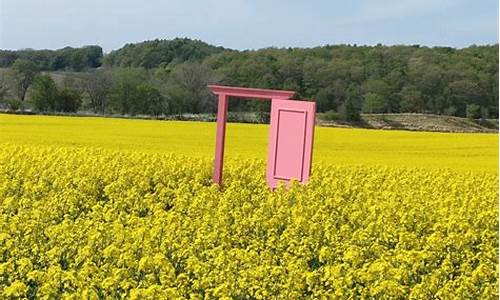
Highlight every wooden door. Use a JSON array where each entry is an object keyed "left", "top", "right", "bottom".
[{"left": 266, "top": 99, "right": 316, "bottom": 188}]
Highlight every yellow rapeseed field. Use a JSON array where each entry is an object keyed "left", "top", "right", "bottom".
[
  {"left": 0, "top": 113, "right": 497, "bottom": 172},
  {"left": 0, "top": 113, "right": 498, "bottom": 299}
]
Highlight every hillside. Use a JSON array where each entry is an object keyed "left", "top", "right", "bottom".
[
  {"left": 103, "top": 38, "right": 228, "bottom": 68},
  {"left": 0, "top": 46, "right": 103, "bottom": 71},
  {"left": 0, "top": 39, "right": 498, "bottom": 120},
  {"left": 318, "top": 113, "right": 499, "bottom": 133}
]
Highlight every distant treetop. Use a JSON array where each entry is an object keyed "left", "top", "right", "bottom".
[
  {"left": 0, "top": 45, "right": 103, "bottom": 71},
  {"left": 103, "top": 38, "right": 229, "bottom": 68},
  {"left": 0, "top": 38, "right": 497, "bottom": 118}
]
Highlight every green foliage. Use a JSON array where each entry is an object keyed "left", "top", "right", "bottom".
[
  {"left": 340, "top": 85, "right": 362, "bottom": 121},
  {"left": 30, "top": 75, "right": 58, "bottom": 111},
  {"left": 56, "top": 88, "right": 82, "bottom": 113},
  {"left": 104, "top": 40, "right": 499, "bottom": 120},
  {"left": 104, "top": 38, "right": 227, "bottom": 68},
  {"left": 137, "top": 84, "right": 166, "bottom": 116},
  {"left": 362, "top": 93, "right": 386, "bottom": 113},
  {"left": 399, "top": 86, "right": 425, "bottom": 113},
  {"left": 315, "top": 87, "right": 338, "bottom": 113},
  {"left": 31, "top": 75, "right": 83, "bottom": 112},
  {"left": 444, "top": 106, "right": 458, "bottom": 116},
  {"left": 0, "top": 46, "right": 102, "bottom": 71},
  {"left": 166, "top": 62, "right": 215, "bottom": 114},
  {"left": 321, "top": 110, "right": 341, "bottom": 121},
  {"left": 81, "top": 70, "right": 113, "bottom": 114},
  {"left": 204, "top": 44, "right": 498, "bottom": 118},
  {"left": 108, "top": 68, "right": 166, "bottom": 116},
  {"left": 108, "top": 68, "right": 148, "bottom": 114},
  {"left": 8, "top": 59, "right": 40, "bottom": 101},
  {"left": 0, "top": 73, "right": 8, "bottom": 103},
  {"left": 1, "top": 39, "right": 498, "bottom": 118},
  {"left": 466, "top": 104, "right": 481, "bottom": 119},
  {"left": 3, "top": 99, "right": 24, "bottom": 111}
]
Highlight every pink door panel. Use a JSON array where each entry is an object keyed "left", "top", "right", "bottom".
[{"left": 267, "top": 99, "right": 316, "bottom": 188}]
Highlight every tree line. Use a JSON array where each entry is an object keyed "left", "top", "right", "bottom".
[
  {"left": 0, "top": 60, "right": 214, "bottom": 117},
  {"left": 0, "top": 38, "right": 497, "bottom": 120},
  {"left": 0, "top": 46, "right": 103, "bottom": 71}
]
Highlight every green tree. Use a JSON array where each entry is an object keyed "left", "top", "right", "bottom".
[
  {"left": 8, "top": 59, "right": 39, "bottom": 101},
  {"left": 315, "top": 87, "right": 337, "bottom": 113},
  {"left": 109, "top": 68, "right": 148, "bottom": 115},
  {"left": 70, "top": 51, "right": 87, "bottom": 71},
  {"left": 447, "top": 79, "right": 483, "bottom": 117},
  {"left": 31, "top": 75, "right": 58, "bottom": 112},
  {"left": 466, "top": 104, "right": 481, "bottom": 119},
  {"left": 361, "top": 79, "right": 391, "bottom": 113},
  {"left": 83, "top": 45, "right": 104, "bottom": 68},
  {"left": 82, "top": 70, "right": 113, "bottom": 114},
  {"left": 103, "top": 38, "right": 226, "bottom": 68},
  {"left": 362, "top": 93, "right": 386, "bottom": 113},
  {"left": 1, "top": 41, "right": 497, "bottom": 118},
  {"left": 399, "top": 86, "right": 425, "bottom": 113},
  {"left": 0, "top": 46, "right": 102, "bottom": 71},
  {"left": 56, "top": 88, "right": 81, "bottom": 112},
  {"left": 136, "top": 84, "right": 166, "bottom": 116},
  {"left": 278, "top": 55, "right": 304, "bottom": 93},
  {"left": 167, "top": 62, "right": 214, "bottom": 114},
  {"left": 0, "top": 73, "right": 9, "bottom": 103},
  {"left": 340, "top": 85, "right": 362, "bottom": 121}
]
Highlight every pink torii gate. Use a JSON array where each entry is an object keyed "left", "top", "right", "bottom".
[{"left": 208, "top": 85, "right": 316, "bottom": 189}]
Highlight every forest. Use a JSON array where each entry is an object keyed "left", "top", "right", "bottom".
[{"left": 0, "top": 38, "right": 497, "bottom": 120}]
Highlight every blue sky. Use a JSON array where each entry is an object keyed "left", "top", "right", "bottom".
[{"left": 0, "top": 0, "right": 498, "bottom": 52}]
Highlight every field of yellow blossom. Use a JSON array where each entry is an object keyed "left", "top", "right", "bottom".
[
  {"left": 0, "top": 113, "right": 498, "bottom": 299},
  {"left": 0, "top": 113, "right": 498, "bottom": 172}
]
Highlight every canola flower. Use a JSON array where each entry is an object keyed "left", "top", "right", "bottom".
[
  {"left": 0, "top": 144, "right": 497, "bottom": 299},
  {"left": 0, "top": 113, "right": 498, "bottom": 172}
]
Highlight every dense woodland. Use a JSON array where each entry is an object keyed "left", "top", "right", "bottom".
[
  {"left": 0, "top": 38, "right": 497, "bottom": 120},
  {"left": 0, "top": 46, "right": 103, "bottom": 71}
]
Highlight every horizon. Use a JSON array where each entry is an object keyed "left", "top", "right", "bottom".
[
  {"left": 1, "top": 37, "right": 499, "bottom": 54},
  {"left": 1, "top": 0, "right": 498, "bottom": 52}
]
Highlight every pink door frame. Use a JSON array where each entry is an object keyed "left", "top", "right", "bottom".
[
  {"left": 266, "top": 99, "right": 316, "bottom": 188},
  {"left": 208, "top": 85, "right": 295, "bottom": 185}
]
